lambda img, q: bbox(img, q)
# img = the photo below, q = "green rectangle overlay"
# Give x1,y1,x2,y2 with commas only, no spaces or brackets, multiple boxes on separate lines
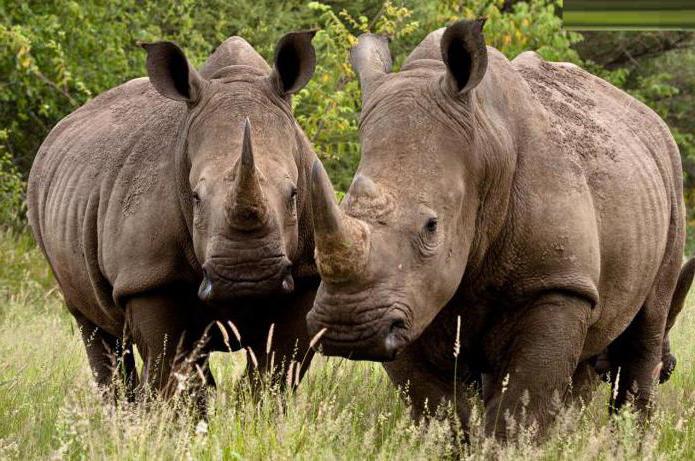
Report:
564,0,695,30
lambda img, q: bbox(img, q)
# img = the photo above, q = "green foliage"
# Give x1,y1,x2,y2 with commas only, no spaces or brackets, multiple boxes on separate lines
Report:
1,0,693,237
293,1,419,191
0,0,317,175
410,0,582,62
0,0,587,196
0,141,25,231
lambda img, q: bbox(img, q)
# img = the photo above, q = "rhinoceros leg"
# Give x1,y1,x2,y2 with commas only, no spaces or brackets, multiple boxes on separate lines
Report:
244,336,314,393
482,293,591,440
242,287,316,394
125,288,215,408
382,341,480,430
606,300,668,415
659,336,677,383
73,310,137,401
568,360,601,406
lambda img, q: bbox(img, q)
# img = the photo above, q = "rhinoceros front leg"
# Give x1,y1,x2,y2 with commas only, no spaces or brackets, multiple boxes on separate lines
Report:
482,293,591,440
568,359,601,406
125,288,214,407
382,341,480,430
243,336,314,396
73,310,138,401
242,288,316,394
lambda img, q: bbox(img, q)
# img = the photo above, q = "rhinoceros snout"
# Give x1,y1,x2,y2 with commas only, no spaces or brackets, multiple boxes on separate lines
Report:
198,257,293,301
307,306,410,362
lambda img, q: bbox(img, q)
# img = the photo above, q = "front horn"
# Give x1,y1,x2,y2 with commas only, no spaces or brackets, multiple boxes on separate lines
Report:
310,160,370,282
227,118,269,229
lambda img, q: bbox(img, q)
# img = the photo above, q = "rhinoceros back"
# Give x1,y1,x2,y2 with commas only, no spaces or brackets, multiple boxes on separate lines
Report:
510,51,684,354
28,78,192,335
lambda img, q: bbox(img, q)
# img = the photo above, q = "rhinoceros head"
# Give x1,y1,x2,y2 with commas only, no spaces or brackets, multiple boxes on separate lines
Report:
142,32,316,302
307,19,496,360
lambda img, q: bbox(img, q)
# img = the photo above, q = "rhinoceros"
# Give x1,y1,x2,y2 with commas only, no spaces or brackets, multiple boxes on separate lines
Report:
27,32,321,403
306,19,694,437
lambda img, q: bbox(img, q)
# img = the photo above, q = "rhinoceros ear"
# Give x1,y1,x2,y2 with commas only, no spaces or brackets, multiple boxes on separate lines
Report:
141,41,205,104
350,33,392,103
441,18,488,94
270,30,317,97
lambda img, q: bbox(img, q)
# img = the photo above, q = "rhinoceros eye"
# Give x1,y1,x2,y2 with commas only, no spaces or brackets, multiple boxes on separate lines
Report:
424,217,438,233
192,191,201,206
414,215,441,258
287,185,298,216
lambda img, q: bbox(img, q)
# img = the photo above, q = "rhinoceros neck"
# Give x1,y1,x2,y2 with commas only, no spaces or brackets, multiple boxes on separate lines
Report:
458,51,554,280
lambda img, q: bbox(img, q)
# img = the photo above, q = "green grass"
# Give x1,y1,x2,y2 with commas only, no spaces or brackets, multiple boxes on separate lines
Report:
2,228,695,459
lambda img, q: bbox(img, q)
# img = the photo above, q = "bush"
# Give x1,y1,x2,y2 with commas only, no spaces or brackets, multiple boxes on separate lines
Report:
0,0,583,193
0,137,25,231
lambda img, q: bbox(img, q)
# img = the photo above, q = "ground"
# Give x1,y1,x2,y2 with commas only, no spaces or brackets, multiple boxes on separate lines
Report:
1,229,694,460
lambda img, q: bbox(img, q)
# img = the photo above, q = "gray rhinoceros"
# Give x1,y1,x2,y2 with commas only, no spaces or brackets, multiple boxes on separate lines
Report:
306,19,694,437
28,32,321,403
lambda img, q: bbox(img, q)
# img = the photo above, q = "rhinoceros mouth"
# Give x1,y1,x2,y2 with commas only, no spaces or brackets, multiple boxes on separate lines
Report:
307,302,412,362
199,255,293,301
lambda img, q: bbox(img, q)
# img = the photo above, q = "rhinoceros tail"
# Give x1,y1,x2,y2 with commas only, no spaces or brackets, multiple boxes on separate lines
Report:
666,257,695,333
659,257,695,383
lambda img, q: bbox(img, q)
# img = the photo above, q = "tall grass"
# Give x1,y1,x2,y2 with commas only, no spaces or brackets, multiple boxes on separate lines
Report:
1,228,695,459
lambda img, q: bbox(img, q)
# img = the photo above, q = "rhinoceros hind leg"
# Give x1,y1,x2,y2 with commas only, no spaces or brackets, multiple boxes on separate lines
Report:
606,300,668,415
660,354,676,384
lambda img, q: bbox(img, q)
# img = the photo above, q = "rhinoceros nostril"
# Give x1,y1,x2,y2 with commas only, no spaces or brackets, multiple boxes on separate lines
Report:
281,274,294,293
198,270,213,301
384,318,407,359
390,318,406,332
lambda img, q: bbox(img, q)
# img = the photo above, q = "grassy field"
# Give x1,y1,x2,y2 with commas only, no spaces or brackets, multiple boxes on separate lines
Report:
1,228,695,460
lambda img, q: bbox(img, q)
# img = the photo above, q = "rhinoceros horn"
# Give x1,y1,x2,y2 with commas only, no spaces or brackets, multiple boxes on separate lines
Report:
227,118,268,230
310,160,370,282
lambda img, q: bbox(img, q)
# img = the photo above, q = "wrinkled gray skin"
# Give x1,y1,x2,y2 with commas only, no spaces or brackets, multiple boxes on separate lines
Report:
307,20,694,438
28,32,320,404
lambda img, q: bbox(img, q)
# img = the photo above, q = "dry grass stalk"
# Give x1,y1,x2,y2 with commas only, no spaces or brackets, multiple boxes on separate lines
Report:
286,361,295,388
266,323,275,355
247,347,258,368
453,315,461,358
215,321,230,350
227,321,242,345
309,328,327,350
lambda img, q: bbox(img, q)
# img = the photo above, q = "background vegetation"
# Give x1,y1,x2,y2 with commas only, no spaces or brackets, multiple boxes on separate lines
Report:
2,1,695,458
2,0,694,244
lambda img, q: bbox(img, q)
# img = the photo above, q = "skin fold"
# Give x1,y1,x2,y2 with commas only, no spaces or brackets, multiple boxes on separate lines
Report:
306,19,694,438
27,32,322,407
